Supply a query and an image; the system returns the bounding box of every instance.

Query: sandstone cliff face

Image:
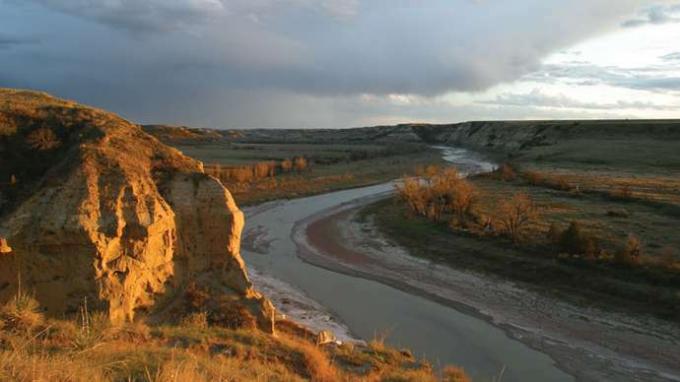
[0,89,274,332]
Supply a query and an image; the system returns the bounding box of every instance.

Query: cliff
[410,119,680,156]
[0,89,274,331]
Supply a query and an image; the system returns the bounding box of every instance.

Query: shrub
[496,193,539,243]
[293,157,308,172]
[523,170,545,186]
[71,298,109,351]
[546,222,562,244]
[442,366,472,382]
[659,246,678,269]
[615,234,643,265]
[397,167,478,225]
[281,159,293,172]
[0,291,43,333]
[496,163,517,181]
[25,127,61,151]
[180,311,209,330]
[606,209,630,218]
[397,178,429,217]
[609,185,634,201]
[553,177,573,192]
[558,221,600,258]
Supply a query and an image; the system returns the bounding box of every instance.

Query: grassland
[163,140,445,206]
[363,135,680,321]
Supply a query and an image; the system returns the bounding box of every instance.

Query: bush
[442,366,471,382]
[659,246,678,270]
[0,291,43,333]
[609,185,634,201]
[496,163,517,181]
[558,221,600,258]
[180,311,209,330]
[523,170,545,186]
[615,234,643,265]
[25,127,61,151]
[293,157,308,172]
[397,167,478,225]
[496,193,539,243]
[281,159,293,173]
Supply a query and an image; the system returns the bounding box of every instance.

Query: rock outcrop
[0,89,274,332]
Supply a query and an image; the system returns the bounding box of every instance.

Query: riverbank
[294,193,680,382]
[238,152,574,381]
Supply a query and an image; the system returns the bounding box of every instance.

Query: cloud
[660,52,680,61]
[525,62,680,92]
[26,0,359,33]
[1,0,677,127]
[622,4,680,27]
[481,88,678,111]
[0,34,39,50]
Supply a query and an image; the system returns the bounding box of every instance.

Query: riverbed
[242,147,573,381]
[241,146,680,382]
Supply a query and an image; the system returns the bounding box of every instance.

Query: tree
[558,221,599,258]
[281,159,293,173]
[615,234,643,265]
[397,178,429,216]
[293,157,308,172]
[496,193,538,242]
[397,166,479,225]
[254,162,274,179]
[26,128,61,151]
[447,178,478,223]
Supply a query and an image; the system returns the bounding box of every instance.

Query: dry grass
[0,291,463,382]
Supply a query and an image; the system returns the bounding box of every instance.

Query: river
[242,147,573,382]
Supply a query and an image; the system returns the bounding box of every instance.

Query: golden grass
[0,300,464,382]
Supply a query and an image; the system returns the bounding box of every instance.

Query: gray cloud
[481,89,678,111]
[661,52,680,61]
[0,0,676,127]
[27,0,360,33]
[526,63,680,92]
[622,3,680,27]
[0,34,39,50]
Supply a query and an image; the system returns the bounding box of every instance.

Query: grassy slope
[0,312,448,382]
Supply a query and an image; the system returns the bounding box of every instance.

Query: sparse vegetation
[193,142,443,205]
[366,156,680,320]
[0,292,458,382]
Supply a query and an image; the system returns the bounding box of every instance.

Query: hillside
[0,89,458,381]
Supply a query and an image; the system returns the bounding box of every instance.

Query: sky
[1,0,680,128]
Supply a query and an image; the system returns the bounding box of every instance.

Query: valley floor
[295,194,680,382]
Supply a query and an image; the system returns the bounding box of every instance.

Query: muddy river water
[242,147,573,382]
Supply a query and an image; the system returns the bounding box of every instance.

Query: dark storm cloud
[0,0,675,127]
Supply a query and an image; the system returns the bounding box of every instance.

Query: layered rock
[0,89,274,332]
